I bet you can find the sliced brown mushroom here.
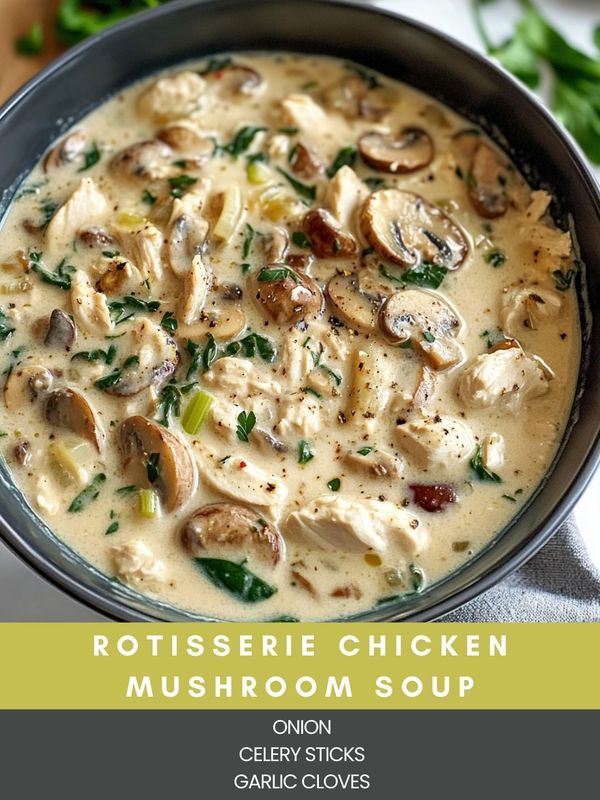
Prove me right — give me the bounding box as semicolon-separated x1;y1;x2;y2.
101;320;179;396
181;503;284;564
302;208;357;258
109;139;173;182
253;265;323;324
178;306;246;341
157;124;214;164
95;257;144;297
379;288;463;370
361;189;467;269
286;252;314;272
45;388;105;452
358;128;433;174
4;364;53;411
167;192;210;276
178;255;213;325
45;309;76;350
119;415;195;511
326;272;383;333
262;226;289;263
43;130;88;171
468;143;510;219
79;227;117;250
290;142;323;179
322;75;387;120
204;63;263;95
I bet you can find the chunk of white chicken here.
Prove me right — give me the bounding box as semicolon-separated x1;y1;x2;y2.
347;346;390;435
344;447;402;478
281;94;330;137
395;415;475;475
137;70;206;122
274;392;321;439
111;540;166;590
95;256;145;297
286;495;426;554
46;178;110;255
178;254;212;325
167;179;211;276
482;432;505;472
277;331;317;392
456;347;552;410
517;190;572;270
500;285;562;337
70;271;114;336
325;165;369;238
117;222;164;282
203;357;282;398
194;446;287;522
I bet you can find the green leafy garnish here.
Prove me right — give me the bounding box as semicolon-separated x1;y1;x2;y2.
71;345;117;365
186;340;202;380
278;126;299;135
553;268;576;291
291;231;311;248
160;311;178;333
169;174;197;198
40;198;58;226
115;485;137;497
258;266;300;283
402;263;448;289
357;446;374;456
298;439;314;465
78;142;101;172
194;557;276;603
409;564;425;594
275;167;316;201
156;382;182;427
142;189;157;205
222;126;267;158
242;223;256;259
28;252;75;290
236;410;256;442
56;1;170;46
15;21;44;56
146;452;160;484
319;364;342;386
108;295;160;324
200;56;233;75
470;444;502;482
105;511;119;536
225;332;276;363
202;333;218;372
68;473;106;513
422;331;436;343
0;309;16;341
327;478;341;492
326;146;357;178
344;61;382;89
485;249;507;267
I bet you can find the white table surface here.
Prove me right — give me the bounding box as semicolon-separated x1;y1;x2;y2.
0;0;598;621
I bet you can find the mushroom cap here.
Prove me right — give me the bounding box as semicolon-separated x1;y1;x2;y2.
361;189;468;269
290;142;323;180
358;127;434;174
45;308;76;350
204;63;263;95
379;288;463;370
45;388;105;452
468;143;510;219
326;272;384;333
157;124;214;163
119;415;195;511
43;130;88;172
109;139;173;182
181;503;284;564
302;208;357;258
4;364;54;411
253;265;323;324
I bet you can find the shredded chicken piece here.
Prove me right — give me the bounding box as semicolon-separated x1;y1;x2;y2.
500;285;562;336
203;357;282;398
138;71;206;121
274;393;321;438
395;415;475;475
46;178;110;255
111;540;166;590
70;271;114;336
482;432;505;472
117;222;164;282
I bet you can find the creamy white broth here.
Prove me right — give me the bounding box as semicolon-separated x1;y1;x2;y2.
0;53;580;620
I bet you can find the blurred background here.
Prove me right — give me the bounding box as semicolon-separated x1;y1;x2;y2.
0;0;598;620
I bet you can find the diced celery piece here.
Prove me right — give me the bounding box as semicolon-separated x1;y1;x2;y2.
138;488;159;519
182;390;214;435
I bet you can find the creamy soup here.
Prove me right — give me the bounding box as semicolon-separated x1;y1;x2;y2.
0;53;580;620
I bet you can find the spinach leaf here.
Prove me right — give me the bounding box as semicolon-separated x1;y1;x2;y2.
169;174;197;198
298;439;314;465
71;345;117;365
156;382;182;427
236;410;256;442
326;146;357;178
470;444;502;482
160;311;178;333
194;557;277;602
0;309;16;341
201;56;233;74
146;452;160;484
275;167;316;201
291;231;311;248
225;332;276;363
223;126;267;157
68;472;106;513
402;263;447;289
258;266;300;283
78;142;101;172
29;252;76;290
108;295;160;324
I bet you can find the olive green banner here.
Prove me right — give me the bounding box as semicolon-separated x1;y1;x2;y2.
0;623;598;709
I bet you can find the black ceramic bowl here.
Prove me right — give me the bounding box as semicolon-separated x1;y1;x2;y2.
0;0;598;622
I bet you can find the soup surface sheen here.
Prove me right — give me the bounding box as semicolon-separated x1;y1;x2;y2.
0;54;580;620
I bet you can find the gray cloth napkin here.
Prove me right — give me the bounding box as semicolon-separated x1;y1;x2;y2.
440;517;600;621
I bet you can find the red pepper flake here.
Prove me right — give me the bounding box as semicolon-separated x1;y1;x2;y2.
239;460;247;469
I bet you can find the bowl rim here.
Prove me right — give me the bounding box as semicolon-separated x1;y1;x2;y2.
1;0;599;622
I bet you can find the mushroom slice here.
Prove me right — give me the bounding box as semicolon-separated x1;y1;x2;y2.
4;364;53;411
179;305;246;341
204;63;263;95
137;71;206;122
359;128;434;174
157;124;214;163
302;209;357;258
395;415;475;476
109;139;174;182
178;254;212;325
286;495;425;554
181;503;284;565
70;271;114;337
262;226;290;263
379;289;463;370
79;227;116;250
326;272;383;333
290;142;323;179
95;257;145;297
322;75;387;120
361;189;468;269
119;415;195;511
500;285;562;336
212;186;244;242
468;143;510;219
43;130;87;171
45;388;105;452
194;446;287;522
46;178;110;255
45;308;76;350
167;183;211;276
253;265;323;324
102;319;179;396
456;346;551;410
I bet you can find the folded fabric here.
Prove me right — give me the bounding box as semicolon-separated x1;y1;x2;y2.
439;517;600;622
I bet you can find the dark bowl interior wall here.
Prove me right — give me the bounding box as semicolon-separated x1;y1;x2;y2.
0;0;599;621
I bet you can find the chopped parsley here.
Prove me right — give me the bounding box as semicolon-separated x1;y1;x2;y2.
470;444;502;482
236;410;256;442
298;439;315;465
